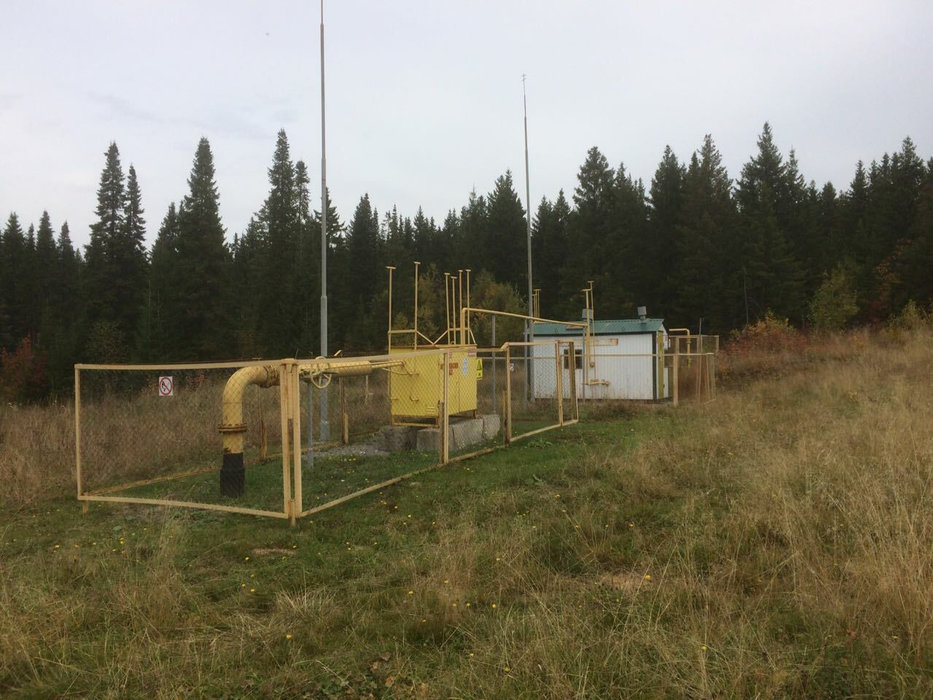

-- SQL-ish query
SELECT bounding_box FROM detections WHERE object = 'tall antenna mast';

[319,0,329,440]
[523,74,534,399]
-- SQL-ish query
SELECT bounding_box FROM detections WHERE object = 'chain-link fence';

[75,361,288,519]
[669,334,719,405]
[74,338,713,523]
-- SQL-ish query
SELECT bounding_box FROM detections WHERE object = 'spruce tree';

[564,147,615,311]
[736,123,806,322]
[531,191,570,317]
[171,138,231,359]
[149,202,181,359]
[606,163,647,315]
[84,143,125,324]
[84,142,148,360]
[484,171,527,290]
[0,213,27,348]
[253,130,301,356]
[457,190,487,271]
[312,187,343,354]
[294,159,319,354]
[45,221,82,391]
[672,135,739,332]
[647,147,686,315]
[340,194,383,350]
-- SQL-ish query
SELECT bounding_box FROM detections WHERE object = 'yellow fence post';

[504,345,512,445]
[672,340,680,408]
[74,365,87,514]
[289,362,302,520]
[568,341,578,420]
[555,340,563,426]
[442,349,450,464]
[280,360,294,525]
[710,352,717,400]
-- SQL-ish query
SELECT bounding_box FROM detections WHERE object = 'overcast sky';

[3,1,932,249]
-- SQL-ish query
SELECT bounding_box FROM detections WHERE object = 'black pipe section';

[220,451,245,498]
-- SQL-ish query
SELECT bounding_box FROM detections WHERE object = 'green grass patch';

[3,331,933,696]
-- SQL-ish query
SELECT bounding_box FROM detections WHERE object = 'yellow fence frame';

[74,343,583,526]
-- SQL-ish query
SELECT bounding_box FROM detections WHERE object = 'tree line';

[1,124,931,401]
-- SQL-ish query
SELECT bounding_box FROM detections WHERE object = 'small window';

[562,347,583,370]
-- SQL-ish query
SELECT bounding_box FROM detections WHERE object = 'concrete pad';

[450,417,484,451]
[481,413,501,439]
[377,425,417,452]
[415,414,501,454]
[416,427,441,452]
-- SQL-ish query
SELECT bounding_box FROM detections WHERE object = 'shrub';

[0,337,49,404]
[809,265,858,331]
[726,311,803,355]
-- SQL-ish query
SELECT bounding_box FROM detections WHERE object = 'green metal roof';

[534,318,665,336]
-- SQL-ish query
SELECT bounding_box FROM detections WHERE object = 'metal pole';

[523,75,534,401]
[386,266,395,351]
[319,0,329,442]
[491,315,497,414]
[414,261,420,349]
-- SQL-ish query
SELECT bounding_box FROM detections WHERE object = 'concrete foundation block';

[414,414,501,455]
[416,427,441,452]
[450,417,484,451]
[377,425,417,452]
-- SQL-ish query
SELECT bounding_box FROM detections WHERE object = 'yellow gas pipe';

[218,357,405,498]
[219,365,281,497]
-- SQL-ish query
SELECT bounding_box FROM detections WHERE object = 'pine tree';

[84,143,125,331]
[564,147,615,312]
[83,143,149,360]
[484,171,527,289]
[31,213,58,375]
[148,202,181,359]
[339,194,383,350]
[169,138,231,359]
[118,164,148,354]
[44,221,82,392]
[250,130,302,356]
[294,159,319,355]
[672,135,739,332]
[457,190,487,271]
[736,123,806,322]
[313,187,343,355]
[605,163,647,315]
[0,213,28,348]
[647,146,686,315]
[411,207,438,269]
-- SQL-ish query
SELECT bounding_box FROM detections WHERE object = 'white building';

[532,318,670,401]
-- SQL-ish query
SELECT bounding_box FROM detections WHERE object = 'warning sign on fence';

[158,376,174,397]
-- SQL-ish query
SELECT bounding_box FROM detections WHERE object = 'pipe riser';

[220,451,245,498]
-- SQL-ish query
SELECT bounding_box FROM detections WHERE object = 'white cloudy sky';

[2,1,932,249]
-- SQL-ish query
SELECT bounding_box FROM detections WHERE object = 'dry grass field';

[0,325,931,696]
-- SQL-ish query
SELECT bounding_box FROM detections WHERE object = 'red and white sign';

[158,376,174,397]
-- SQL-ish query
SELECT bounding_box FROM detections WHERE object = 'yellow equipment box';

[390,347,477,424]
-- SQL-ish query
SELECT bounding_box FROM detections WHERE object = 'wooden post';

[695,341,702,400]
[672,341,680,408]
[340,377,349,445]
[555,340,564,426]
[441,350,450,464]
[710,352,717,400]
[280,362,293,523]
[504,345,512,444]
[290,362,302,522]
[75,366,87,513]
[568,341,578,421]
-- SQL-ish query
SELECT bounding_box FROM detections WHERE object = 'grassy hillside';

[1,327,931,697]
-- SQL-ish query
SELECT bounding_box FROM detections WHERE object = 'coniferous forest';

[1,124,932,401]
